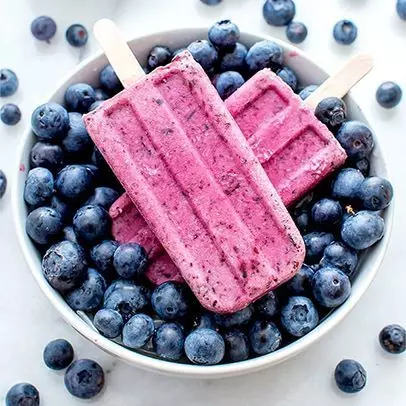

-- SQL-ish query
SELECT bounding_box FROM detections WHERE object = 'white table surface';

[1,0,405,404]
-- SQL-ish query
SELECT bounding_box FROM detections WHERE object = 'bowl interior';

[12,28,393,379]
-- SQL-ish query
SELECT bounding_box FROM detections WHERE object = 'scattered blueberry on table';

[396,0,406,20]
[0,103,21,125]
[0,170,7,199]
[263,0,296,27]
[286,21,308,44]
[0,68,18,97]
[5,383,40,406]
[379,324,406,354]
[31,16,57,42]
[334,359,367,393]
[200,0,223,4]
[66,24,89,47]
[43,338,74,370]
[333,19,358,45]
[376,81,402,109]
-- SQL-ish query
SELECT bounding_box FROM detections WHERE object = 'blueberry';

[153,322,185,361]
[246,40,284,74]
[94,88,109,101]
[341,210,385,250]
[286,21,308,44]
[215,71,245,99]
[224,329,250,362]
[277,66,298,91]
[30,142,64,172]
[192,312,217,330]
[214,306,253,328]
[311,198,342,228]
[85,187,119,211]
[0,68,18,97]
[63,226,78,243]
[42,241,87,292]
[333,20,358,45]
[31,15,56,42]
[331,168,365,200]
[294,210,310,234]
[64,359,104,399]
[249,320,282,355]
[353,158,370,176]
[99,65,122,95]
[73,205,111,246]
[315,97,347,130]
[62,113,93,159]
[147,46,172,71]
[151,282,189,321]
[336,121,374,160]
[5,383,39,406]
[24,167,54,207]
[103,280,150,322]
[122,313,155,348]
[90,240,119,277]
[286,264,315,296]
[43,338,74,370]
[263,0,296,26]
[55,165,95,203]
[93,308,123,339]
[31,102,69,142]
[64,83,96,113]
[172,48,186,58]
[89,101,104,111]
[219,43,248,72]
[185,328,225,365]
[397,0,406,20]
[65,24,88,47]
[379,324,406,354]
[208,20,240,51]
[357,176,393,211]
[255,292,279,318]
[26,207,63,245]
[376,80,402,109]
[299,84,318,100]
[187,40,218,73]
[113,242,148,279]
[0,170,7,199]
[303,232,335,264]
[50,195,72,224]
[334,359,367,393]
[320,242,358,276]
[0,103,21,125]
[200,0,222,4]
[312,267,351,308]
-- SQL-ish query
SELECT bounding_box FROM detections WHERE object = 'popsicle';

[85,20,305,313]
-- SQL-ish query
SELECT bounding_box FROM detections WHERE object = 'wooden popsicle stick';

[305,53,374,110]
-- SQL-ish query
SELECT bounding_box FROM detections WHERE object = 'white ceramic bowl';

[12,28,393,379]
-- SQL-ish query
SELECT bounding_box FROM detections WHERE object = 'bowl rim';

[12,27,394,379]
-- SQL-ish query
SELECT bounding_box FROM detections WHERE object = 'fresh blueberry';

[192,312,217,330]
[341,210,385,250]
[62,113,93,159]
[55,165,95,203]
[63,226,78,243]
[255,292,279,318]
[31,102,69,142]
[277,66,298,91]
[66,24,88,47]
[298,84,318,100]
[151,282,189,321]
[153,322,185,361]
[214,306,253,328]
[103,280,150,322]
[31,16,56,42]
[64,359,104,399]
[187,40,218,73]
[85,187,119,210]
[0,170,7,199]
[24,167,54,207]
[99,65,122,95]
[30,142,64,172]
[286,264,315,296]
[379,324,406,354]
[336,121,374,160]
[93,308,123,339]
[42,241,87,292]
[90,240,119,277]
[0,68,18,97]
[5,383,39,406]
[286,21,308,44]
[185,328,225,365]
[172,48,186,58]
[353,158,370,176]
[312,267,351,308]
[263,0,296,26]
[122,313,155,349]
[83,163,101,183]
[357,176,393,211]
[219,43,247,73]
[50,195,72,224]
[215,71,245,99]
[224,329,250,362]
[311,198,342,228]
[333,20,358,45]
[208,20,240,51]
[249,320,282,355]
[246,40,284,74]
[331,168,365,200]
[200,0,222,4]
[64,83,96,113]
[89,101,104,111]
[320,242,358,276]
[315,97,347,130]
[113,242,148,279]
[376,81,402,109]
[397,0,406,20]
[303,232,335,264]
[43,338,74,370]
[334,359,367,393]
[147,46,172,71]
[281,296,319,337]
[26,207,63,245]
[294,210,310,234]
[94,88,109,101]
[73,205,111,246]
[0,103,21,125]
